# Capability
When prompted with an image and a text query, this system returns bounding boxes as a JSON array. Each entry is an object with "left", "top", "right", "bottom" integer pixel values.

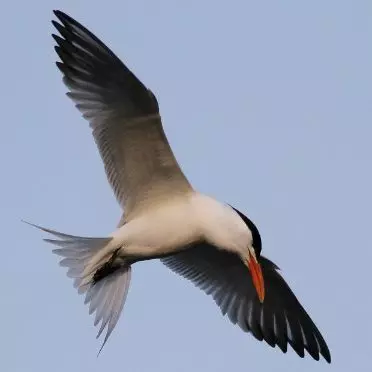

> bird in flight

[{"left": 27, "top": 10, "right": 331, "bottom": 363}]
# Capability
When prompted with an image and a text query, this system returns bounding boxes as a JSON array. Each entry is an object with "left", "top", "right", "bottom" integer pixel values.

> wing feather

[
  {"left": 52, "top": 10, "right": 191, "bottom": 218},
  {"left": 161, "top": 244, "right": 331, "bottom": 363}
]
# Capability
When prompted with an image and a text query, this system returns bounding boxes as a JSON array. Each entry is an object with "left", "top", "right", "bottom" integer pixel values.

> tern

[{"left": 27, "top": 10, "right": 331, "bottom": 362}]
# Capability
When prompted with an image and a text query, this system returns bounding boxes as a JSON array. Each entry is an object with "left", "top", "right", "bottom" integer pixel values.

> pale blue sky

[{"left": 2, "top": 1, "right": 371, "bottom": 371}]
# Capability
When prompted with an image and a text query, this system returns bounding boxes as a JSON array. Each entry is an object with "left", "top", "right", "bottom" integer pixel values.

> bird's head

[{"left": 232, "top": 207, "right": 265, "bottom": 303}]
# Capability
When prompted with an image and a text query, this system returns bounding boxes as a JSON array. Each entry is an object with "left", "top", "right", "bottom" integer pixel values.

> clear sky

[{"left": 2, "top": 0, "right": 371, "bottom": 371}]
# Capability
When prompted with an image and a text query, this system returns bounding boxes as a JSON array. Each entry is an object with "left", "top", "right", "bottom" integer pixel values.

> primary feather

[
  {"left": 52, "top": 9, "right": 191, "bottom": 220},
  {"left": 162, "top": 243, "right": 331, "bottom": 362}
]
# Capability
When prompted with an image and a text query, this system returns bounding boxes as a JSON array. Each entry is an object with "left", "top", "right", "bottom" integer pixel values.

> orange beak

[{"left": 247, "top": 251, "right": 265, "bottom": 303}]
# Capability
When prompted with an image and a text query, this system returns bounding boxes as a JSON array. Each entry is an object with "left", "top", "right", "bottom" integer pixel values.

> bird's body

[
  {"left": 27, "top": 10, "right": 331, "bottom": 363},
  {"left": 111, "top": 193, "right": 252, "bottom": 261}
]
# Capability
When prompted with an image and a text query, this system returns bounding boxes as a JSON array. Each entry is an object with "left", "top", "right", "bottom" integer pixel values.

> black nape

[{"left": 230, "top": 206, "right": 262, "bottom": 257}]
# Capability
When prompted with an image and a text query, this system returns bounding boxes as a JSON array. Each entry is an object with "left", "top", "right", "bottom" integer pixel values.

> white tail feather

[{"left": 25, "top": 221, "right": 132, "bottom": 352}]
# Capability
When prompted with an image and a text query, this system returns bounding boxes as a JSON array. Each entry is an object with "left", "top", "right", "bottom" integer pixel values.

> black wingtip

[
  {"left": 53, "top": 10, "right": 63, "bottom": 22},
  {"left": 52, "top": 11, "right": 66, "bottom": 33},
  {"left": 53, "top": 10, "right": 65, "bottom": 19},
  {"left": 51, "top": 20, "right": 61, "bottom": 29},
  {"left": 51, "top": 33, "right": 62, "bottom": 44},
  {"left": 323, "top": 348, "right": 332, "bottom": 364},
  {"left": 53, "top": 10, "right": 76, "bottom": 28}
]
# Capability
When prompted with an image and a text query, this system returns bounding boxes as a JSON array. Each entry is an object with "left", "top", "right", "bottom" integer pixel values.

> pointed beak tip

[{"left": 258, "top": 290, "right": 265, "bottom": 304}]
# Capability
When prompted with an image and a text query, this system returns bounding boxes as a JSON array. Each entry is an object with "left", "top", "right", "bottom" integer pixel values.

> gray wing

[
  {"left": 161, "top": 244, "right": 331, "bottom": 363},
  {"left": 52, "top": 11, "right": 191, "bottom": 218}
]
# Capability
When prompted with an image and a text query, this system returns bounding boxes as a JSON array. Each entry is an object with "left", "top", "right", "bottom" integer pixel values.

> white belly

[
  {"left": 113, "top": 195, "right": 201, "bottom": 258},
  {"left": 112, "top": 192, "right": 251, "bottom": 259}
]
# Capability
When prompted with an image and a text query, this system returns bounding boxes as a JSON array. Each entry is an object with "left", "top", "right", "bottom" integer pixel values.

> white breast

[
  {"left": 113, "top": 194, "right": 200, "bottom": 257},
  {"left": 111, "top": 192, "right": 251, "bottom": 259}
]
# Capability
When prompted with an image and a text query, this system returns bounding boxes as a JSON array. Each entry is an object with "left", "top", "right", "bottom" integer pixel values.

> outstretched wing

[
  {"left": 161, "top": 244, "right": 331, "bottom": 363},
  {"left": 52, "top": 10, "right": 191, "bottom": 219}
]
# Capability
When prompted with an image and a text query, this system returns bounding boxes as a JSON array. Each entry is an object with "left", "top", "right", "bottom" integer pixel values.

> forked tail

[{"left": 24, "top": 221, "right": 131, "bottom": 353}]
